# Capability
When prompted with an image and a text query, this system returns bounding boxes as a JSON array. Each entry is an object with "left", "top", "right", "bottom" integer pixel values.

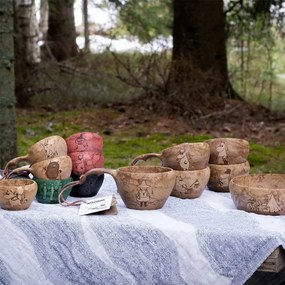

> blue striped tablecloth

[{"left": 0, "top": 174, "right": 285, "bottom": 285}]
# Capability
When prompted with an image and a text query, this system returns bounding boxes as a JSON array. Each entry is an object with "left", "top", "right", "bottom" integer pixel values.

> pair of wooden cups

[
  {"left": 206, "top": 138, "right": 250, "bottom": 192},
  {"left": 4, "top": 135, "right": 72, "bottom": 180},
  {"left": 131, "top": 142, "right": 211, "bottom": 199},
  {"left": 65, "top": 132, "right": 105, "bottom": 197}
]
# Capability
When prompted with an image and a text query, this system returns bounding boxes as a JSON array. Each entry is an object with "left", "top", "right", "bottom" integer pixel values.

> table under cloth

[{"left": 1, "top": 174, "right": 285, "bottom": 285}]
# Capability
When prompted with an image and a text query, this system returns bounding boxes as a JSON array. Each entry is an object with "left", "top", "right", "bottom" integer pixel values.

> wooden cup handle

[
  {"left": 131, "top": 153, "right": 162, "bottom": 166},
  {"left": 3, "top": 155, "right": 29, "bottom": 176},
  {"left": 5, "top": 165, "right": 31, "bottom": 179}
]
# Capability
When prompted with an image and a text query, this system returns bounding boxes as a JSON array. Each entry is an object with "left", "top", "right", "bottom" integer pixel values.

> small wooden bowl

[
  {"left": 229, "top": 174, "right": 285, "bottom": 215},
  {"left": 171, "top": 167, "right": 210, "bottom": 199},
  {"left": 208, "top": 161, "right": 250, "bottom": 192},
  {"left": 206, "top": 138, "right": 249, "bottom": 165},
  {"left": 0, "top": 179, "right": 37, "bottom": 210}
]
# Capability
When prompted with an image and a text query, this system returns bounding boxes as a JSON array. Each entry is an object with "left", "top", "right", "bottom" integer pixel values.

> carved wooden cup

[
  {"left": 131, "top": 142, "right": 210, "bottom": 171},
  {"left": 171, "top": 167, "right": 210, "bottom": 199},
  {"left": 229, "top": 174, "right": 285, "bottom": 215},
  {"left": 205, "top": 138, "right": 250, "bottom": 165},
  {"left": 34, "top": 177, "right": 73, "bottom": 204},
  {"left": 0, "top": 179, "right": 37, "bottom": 210},
  {"left": 3, "top": 135, "right": 67, "bottom": 176},
  {"left": 65, "top": 132, "right": 103, "bottom": 153},
  {"left": 70, "top": 173, "right": 104, "bottom": 198},
  {"left": 6, "top": 155, "right": 72, "bottom": 180},
  {"left": 208, "top": 161, "right": 250, "bottom": 192},
  {"left": 68, "top": 151, "right": 104, "bottom": 176},
  {"left": 59, "top": 166, "right": 176, "bottom": 210}
]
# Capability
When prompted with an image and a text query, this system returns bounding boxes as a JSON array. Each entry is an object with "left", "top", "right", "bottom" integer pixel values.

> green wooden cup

[{"left": 34, "top": 177, "right": 73, "bottom": 204}]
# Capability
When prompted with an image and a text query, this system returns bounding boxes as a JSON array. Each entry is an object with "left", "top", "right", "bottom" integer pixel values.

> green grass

[
  {"left": 248, "top": 143, "right": 285, "bottom": 174},
  {"left": 103, "top": 133, "right": 212, "bottom": 168},
  {"left": 16, "top": 108, "right": 285, "bottom": 173}
]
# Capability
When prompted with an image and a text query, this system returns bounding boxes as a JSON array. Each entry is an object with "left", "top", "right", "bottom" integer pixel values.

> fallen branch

[{"left": 199, "top": 103, "right": 241, "bottom": 119}]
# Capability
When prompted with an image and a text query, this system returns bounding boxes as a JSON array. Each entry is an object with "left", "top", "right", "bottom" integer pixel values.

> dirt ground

[{"left": 100, "top": 98, "right": 285, "bottom": 146}]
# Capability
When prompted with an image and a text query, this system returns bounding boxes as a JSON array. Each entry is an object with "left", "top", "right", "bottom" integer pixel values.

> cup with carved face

[
  {"left": 6, "top": 155, "right": 72, "bottom": 180},
  {"left": 3, "top": 135, "right": 67, "bottom": 175},
  {"left": 205, "top": 138, "right": 249, "bottom": 165},
  {"left": 229, "top": 174, "right": 285, "bottom": 215},
  {"left": 68, "top": 151, "right": 104, "bottom": 176},
  {"left": 131, "top": 142, "right": 210, "bottom": 171},
  {"left": 171, "top": 167, "right": 210, "bottom": 199},
  {"left": 0, "top": 179, "right": 37, "bottom": 210},
  {"left": 58, "top": 165, "right": 176, "bottom": 210},
  {"left": 208, "top": 161, "right": 250, "bottom": 192},
  {"left": 65, "top": 132, "right": 103, "bottom": 153}
]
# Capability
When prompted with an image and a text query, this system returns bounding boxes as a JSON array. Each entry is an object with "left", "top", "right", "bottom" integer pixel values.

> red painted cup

[
  {"left": 68, "top": 151, "right": 104, "bottom": 176},
  {"left": 65, "top": 132, "right": 103, "bottom": 153}
]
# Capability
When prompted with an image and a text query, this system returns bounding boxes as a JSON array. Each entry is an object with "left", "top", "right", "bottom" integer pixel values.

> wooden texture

[
  {"left": 246, "top": 247, "right": 285, "bottom": 285},
  {"left": 259, "top": 246, "right": 285, "bottom": 273}
]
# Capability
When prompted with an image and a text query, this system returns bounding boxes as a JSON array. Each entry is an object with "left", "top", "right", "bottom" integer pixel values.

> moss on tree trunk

[{"left": 0, "top": 1, "right": 18, "bottom": 168}]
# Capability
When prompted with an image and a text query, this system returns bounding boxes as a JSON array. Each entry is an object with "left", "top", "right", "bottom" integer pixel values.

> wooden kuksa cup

[
  {"left": 65, "top": 132, "right": 103, "bottom": 153},
  {"left": 4, "top": 135, "right": 67, "bottom": 175},
  {"left": 229, "top": 173, "right": 285, "bottom": 215},
  {"left": 131, "top": 142, "right": 210, "bottom": 171},
  {"left": 7, "top": 155, "right": 72, "bottom": 180},
  {"left": 205, "top": 138, "right": 249, "bottom": 165},
  {"left": 208, "top": 161, "right": 250, "bottom": 192},
  {"left": 59, "top": 165, "right": 175, "bottom": 210},
  {"left": 68, "top": 151, "right": 104, "bottom": 176},
  {"left": 0, "top": 179, "right": 37, "bottom": 210},
  {"left": 171, "top": 167, "right": 210, "bottom": 199}
]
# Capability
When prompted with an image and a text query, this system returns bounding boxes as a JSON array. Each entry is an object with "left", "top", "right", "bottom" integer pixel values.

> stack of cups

[
  {"left": 131, "top": 142, "right": 211, "bottom": 199},
  {"left": 65, "top": 132, "right": 104, "bottom": 197},
  {"left": 4, "top": 135, "right": 73, "bottom": 204},
  {"left": 206, "top": 138, "right": 250, "bottom": 192}
]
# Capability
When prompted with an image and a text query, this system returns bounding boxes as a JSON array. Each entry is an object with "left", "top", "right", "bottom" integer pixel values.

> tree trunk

[
  {"left": 0, "top": 0, "right": 18, "bottom": 168},
  {"left": 39, "top": 0, "right": 49, "bottom": 41},
  {"left": 47, "top": 0, "right": 78, "bottom": 61},
  {"left": 14, "top": 0, "right": 41, "bottom": 106},
  {"left": 83, "top": 0, "right": 90, "bottom": 52},
  {"left": 15, "top": 0, "right": 41, "bottom": 64},
  {"left": 169, "top": 0, "right": 237, "bottom": 113}
]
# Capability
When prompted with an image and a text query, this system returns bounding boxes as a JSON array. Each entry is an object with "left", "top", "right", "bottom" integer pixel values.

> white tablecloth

[{"left": 0, "top": 174, "right": 285, "bottom": 285}]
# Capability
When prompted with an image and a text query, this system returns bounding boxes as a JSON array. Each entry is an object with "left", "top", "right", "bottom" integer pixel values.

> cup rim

[
  {"left": 161, "top": 142, "right": 209, "bottom": 153},
  {"left": 173, "top": 166, "right": 210, "bottom": 174},
  {"left": 65, "top": 132, "right": 103, "bottom": 141},
  {"left": 230, "top": 173, "right": 285, "bottom": 191},
  {"left": 0, "top": 179, "right": 36, "bottom": 187},
  {"left": 209, "top": 161, "right": 249, "bottom": 168},
  {"left": 118, "top": 165, "right": 173, "bottom": 174},
  {"left": 205, "top": 137, "right": 249, "bottom": 144}
]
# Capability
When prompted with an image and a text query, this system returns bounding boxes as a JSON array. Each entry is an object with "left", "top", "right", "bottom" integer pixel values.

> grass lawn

[{"left": 16, "top": 107, "right": 285, "bottom": 173}]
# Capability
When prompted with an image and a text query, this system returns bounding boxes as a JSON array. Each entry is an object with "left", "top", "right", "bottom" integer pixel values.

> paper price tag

[{"left": 79, "top": 195, "right": 113, "bottom": 216}]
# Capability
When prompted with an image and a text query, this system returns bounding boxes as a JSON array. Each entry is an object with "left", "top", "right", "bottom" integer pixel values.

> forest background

[{"left": 1, "top": 0, "right": 285, "bottom": 173}]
